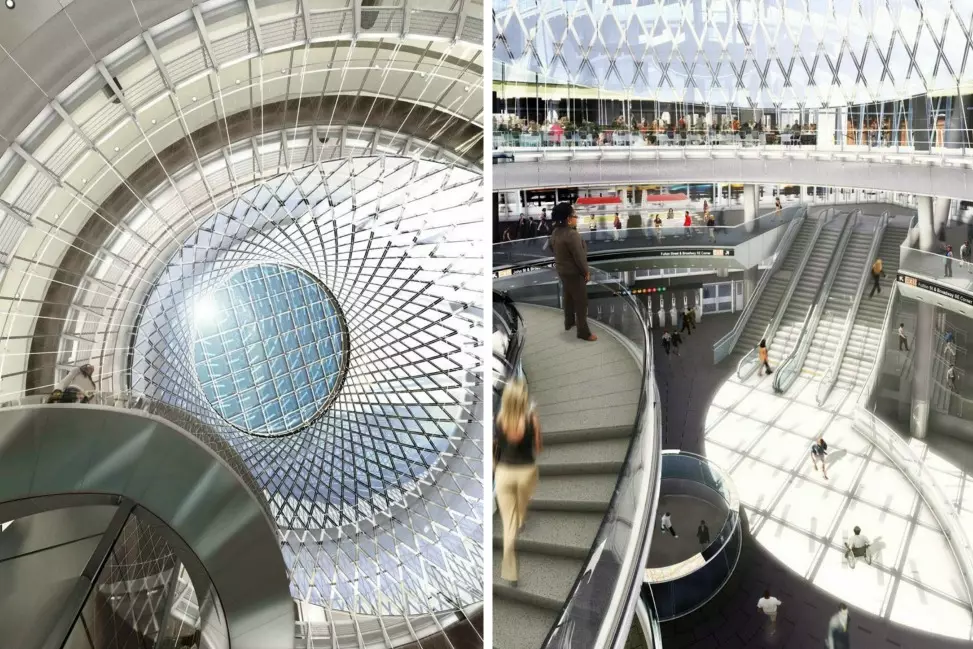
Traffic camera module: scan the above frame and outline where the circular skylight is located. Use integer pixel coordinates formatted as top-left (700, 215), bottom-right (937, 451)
top-left (192, 264), bottom-right (347, 436)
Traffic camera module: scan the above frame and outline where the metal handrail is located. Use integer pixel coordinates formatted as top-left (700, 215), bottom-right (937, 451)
top-left (817, 211), bottom-right (889, 404)
top-left (713, 211), bottom-right (805, 364)
top-left (773, 210), bottom-right (858, 393)
top-left (737, 206), bottom-right (836, 380)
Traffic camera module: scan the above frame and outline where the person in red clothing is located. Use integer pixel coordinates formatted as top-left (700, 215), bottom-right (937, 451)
top-left (549, 120), bottom-right (563, 146)
top-left (683, 210), bottom-right (692, 237)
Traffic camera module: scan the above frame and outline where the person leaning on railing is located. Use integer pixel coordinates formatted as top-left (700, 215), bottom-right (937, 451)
top-left (50, 363), bottom-right (98, 404)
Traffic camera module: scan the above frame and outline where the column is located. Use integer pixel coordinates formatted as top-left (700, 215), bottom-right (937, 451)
top-left (910, 195), bottom-right (937, 438)
top-left (743, 267), bottom-right (758, 304)
top-left (743, 183), bottom-right (758, 233)
top-left (504, 191), bottom-right (522, 218)
top-left (934, 196), bottom-right (950, 243)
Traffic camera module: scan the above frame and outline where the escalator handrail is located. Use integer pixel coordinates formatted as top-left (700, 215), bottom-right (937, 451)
top-left (772, 210), bottom-right (859, 393)
top-left (713, 212), bottom-right (805, 364)
top-left (816, 211), bottom-right (889, 405)
top-left (737, 206), bottom-right (835, 379)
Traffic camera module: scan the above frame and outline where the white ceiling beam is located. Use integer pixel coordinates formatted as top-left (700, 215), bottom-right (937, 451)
top-left (95, 62), bottom-right (135, 115)
top-left (251, 137), bottom-right (265, 177)
top-left (9, 143), bottom-right (61, 188)
top-left (339, 125), bottom-right (348, 157)
top-left (246, 0), bottom-right (265, 53)
top-left (401, 0), bottom-right (411, 37)
top-left (453, 0), bottom-right (468, 43)
top-left (352, 0), bottom-right (361, 38)
top-left (300, 0), bottom-right (314, 43)
top-left (191, 7), bottom-right (218, 69)
top-left (142, 32), bottom-right (174, 91)
top-left (0, 199), bottom-right (31, 226)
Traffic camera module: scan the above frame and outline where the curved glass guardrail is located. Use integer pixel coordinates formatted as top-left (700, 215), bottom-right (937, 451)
top-left (713, 214), bottom-right (805, 364)
top-left (773, 210), bottom-right (859, 394)
top-left (816, 211), bottom-right (890, 404)
top-left (899, 247), bottom-right (973, 293)
top-left (855, 284), bottom-right (973, 612)
top-left (494, 266), bottom-right (661, 649)
top-left (494, 205), bottom-right (806, 271)
top-left (0, 391), bottom-right (273, 521)
top-left (642, 451), bottom-right (742, 621)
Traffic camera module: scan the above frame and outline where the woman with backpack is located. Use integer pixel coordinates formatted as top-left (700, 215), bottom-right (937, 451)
top-left (810, 437), bottom-right (829, 480)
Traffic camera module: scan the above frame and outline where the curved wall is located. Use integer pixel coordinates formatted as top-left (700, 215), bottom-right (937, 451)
top-left (0, 403), bottom-right (294, 649)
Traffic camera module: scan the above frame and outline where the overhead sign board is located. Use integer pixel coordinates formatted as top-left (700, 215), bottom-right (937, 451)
top-left (896, 272), bottom-right (973, 307)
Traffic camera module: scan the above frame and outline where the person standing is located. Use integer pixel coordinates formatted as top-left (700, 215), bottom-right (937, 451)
top-left (868, 257), bottom-right (885, 298)
top-left (758, 339), bottom-right (773, 375)
top-left (660, 511), bottom-right (678, 537)
top-left (707, 210), bottom-right (717, 242)
top-left (613, 212), bottom-right (622, 241)
top-left (683, 210), bottom-right (693, 237)
top-left (550, 202), bottom-right (597, 342)
top-left (671, 329), bottom-right (683, 356)
top-left (688, 306), bottom-right (698, 331)
top-left (775, 196), bottom-right (782, 215)
top-left (826, 604), bottom-right (851, 649)
top-left (494, 379), bottom-right (542, 587)
top-left (962, 240), bottom-right (971, 268)
top-left (898, 323), bottom-right (909, 351)
top-left (810, 437), bottom-right (829, 480)
top-left (945, 245), bottom-right (954, 278)
top-left (680, 308), bottom-right (693, 336)
top-left (947, 363), bottom-right (958, 391)
top-left (588, 214), bottom-right (598, 241)
top-left (696, 520), bottom-right (710, 548)
top-left (661, 330), bottom-right (672, 355)
top-left (666, 207), bottom-right (674, 220)
top-left (654, 214), bottom-right (664, 241)
top-left (756, 590), bottom-right (782, 636)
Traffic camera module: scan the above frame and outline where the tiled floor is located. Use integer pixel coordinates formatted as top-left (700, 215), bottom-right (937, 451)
top-left (653, 312), bottom-right (973, 648)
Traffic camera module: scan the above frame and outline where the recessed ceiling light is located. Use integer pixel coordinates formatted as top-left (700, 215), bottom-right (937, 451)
top-left (4, 0), bottom-right (15, 9)
top-left (81, 178), bottom-right (87, 184)
top-left (191, 96), bottom-right (197, 102)
top-left (420, 72), bottom-right (426, 78)
top-left (281, 68), bottom-right (286, 74)
top-left (235, 79), bottom-right (241, 85)
top-left (151, 119), bottom-right (157, 124)
top-left (113, 146), bottom-right (119, 152)
top-left (464, 85), bottom-right (470, 91)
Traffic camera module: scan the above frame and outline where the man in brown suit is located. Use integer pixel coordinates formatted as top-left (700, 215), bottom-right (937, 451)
top-left (550, 202), bottom-right (597, 342)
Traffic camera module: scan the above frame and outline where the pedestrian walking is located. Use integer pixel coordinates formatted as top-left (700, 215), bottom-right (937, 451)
top-left (775, 196), bottom-right (782, 215)
top-left (680, 308), bottom-right (693, 336)
top-left (494, 379), bottom-right (542, 587)
top-left (962, 240), bottom-right (971, 268)
top-left (945, 245), bottom-right (954, 278)
top-left (758, 339), bottom-right (773, 375)
top-left (688, 306), bottom-right (698, 330)
top-left (683, 210), bottom-right (692, 237)
top-left (898, 323), bottom-right (909, 351)
top-left (671, 329), bottom-right (683, 356)
top-left (947, 363), bottom-right (958, 391)
top-left (588, 214), bottom-right (597, 241)
top-left (844, 525), bottom-right (872, 568)
top-left (868, 257), bottom-right (885, 298)
top-left (654, 214), bottom-right (663, 241)
top-left (660, 511), bottom-right (678, 537)
top-left (613, 212), bottom-right (622, 241)
top-left (667, 207), bottom-right (674, 220)
top-left (696, 520), bottom-right (710, 547)
top-left (826, 604), bottom-right (851, 649)
top-left (661, 330), bottom-right (672, 356)
top-left (550, 202), bottom-right (597, 342)
top-left (810, 437), bottom-right (829, 480)
top-left (707, 210), bottom-right (716, 242)
top-left (757, 590), bottom-right (782, 635)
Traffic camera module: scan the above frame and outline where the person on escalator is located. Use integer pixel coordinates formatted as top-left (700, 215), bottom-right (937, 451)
top-left (551, 202), bottom-right (597, 342)
top-left (759, 339), bottom-right (773, 375)
top-left (868, 257), bottom-right (886, 298)
top-left (494, 378), bottom-right (542, 588)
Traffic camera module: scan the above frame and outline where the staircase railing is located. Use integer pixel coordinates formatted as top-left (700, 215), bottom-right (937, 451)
top-left (737, 206), bottom-right (839, 380)
top-left (713, 210), bottom-right (806, 364)
top-left (816, 211), bottom-right (889, 404)
top-left (773, 210), bottom-right (859, 393)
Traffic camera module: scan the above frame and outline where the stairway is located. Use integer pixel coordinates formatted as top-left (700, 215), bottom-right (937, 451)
top-left (834, 226), bottom-right (907, 390)
top-left (493, 304), bottom-right (641, 649)
top-left (735, 219), bottom-right (819, 355)
top-left (802, 231), bottom-right (875, 377)
top-left (766, 226), bottom-right (843, 363)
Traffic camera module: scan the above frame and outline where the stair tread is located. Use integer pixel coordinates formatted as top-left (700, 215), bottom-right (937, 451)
top-left (493, 549), bottom-right (582, 609)
top-left (492, 510), bottom-right (603, 557)
top-left (493, 596), bottom-right (558, 649)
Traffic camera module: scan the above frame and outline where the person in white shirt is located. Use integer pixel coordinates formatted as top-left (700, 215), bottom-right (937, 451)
top-left (897, 323), bottom-right (909, 352)
top-left (56, 363), bottom-right (97, 403)
top-left (845, 525), bottom-right (871, 568)
top-left (660, 511), bottom-right (677, 537)
top-left (947, 364), bottom-right (958, 391)
top-left (826, 604), bottom-right (851, 649)
top-left (756, 590), bottom-right (782, 634)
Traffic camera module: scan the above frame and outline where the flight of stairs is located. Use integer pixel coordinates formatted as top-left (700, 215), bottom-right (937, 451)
top-left (834, 226), bottom-right (907, 390)
top-left (768, 226), bottom-right (843, 363)
top-left (802, 231), bottom-right (875, 377)
top-left (735, 219), bottom-right (819, 355)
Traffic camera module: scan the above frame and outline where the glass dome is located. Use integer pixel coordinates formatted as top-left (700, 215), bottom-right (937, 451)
top-left (192, 264), bottom-right (347, 436)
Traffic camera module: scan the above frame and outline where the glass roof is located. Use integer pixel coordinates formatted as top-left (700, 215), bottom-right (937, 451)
top-left (131, 156), bottom-right (483, 617)
top-left (193, 264), bottom-right (347, 436)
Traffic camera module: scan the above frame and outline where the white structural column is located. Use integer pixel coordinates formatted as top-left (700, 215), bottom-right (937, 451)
top-left (935, 196), bottom-right (951, 242)
top-left (743, 184), bottom-right (759, 233)
top-left (505, 191), bottom-right (522, 218)
top-left (911, 196), bottom-right (938, 439)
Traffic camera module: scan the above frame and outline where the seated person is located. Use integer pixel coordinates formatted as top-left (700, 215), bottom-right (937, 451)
top-left (845, 526), bottom-right (872, 568)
